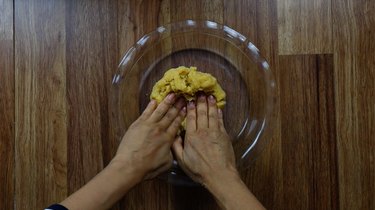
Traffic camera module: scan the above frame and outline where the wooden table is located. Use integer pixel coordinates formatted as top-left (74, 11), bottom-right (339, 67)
top-left (1, 0), bottom-right (374, 209)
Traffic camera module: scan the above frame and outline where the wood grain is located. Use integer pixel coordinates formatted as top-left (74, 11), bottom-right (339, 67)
top-left (0, 0), bottom-right (14, 209)
top-left (279, 55), bottom-right (338, 210)
top-left (333, 0), bottom-right (375, 209)
top-left (14, 0), bottom-right (67, 209)
top-left (223, 1), bottom-right (284, 209)
top-left (170, 0), bottom-right (223, 23)
top-left (0, 0), bottom-right (373, 209)
top-left (65, 0), bottom-right (118, 194)
top-left (117, 1), bottom-right (173, 209)
top-left (278, 0), bottom-right (332, 55)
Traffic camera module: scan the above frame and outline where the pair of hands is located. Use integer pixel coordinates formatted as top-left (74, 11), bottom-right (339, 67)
top-left (60, 92), bottom-right (265, 210)
top-left (112, 93), bottom-right (236, 185)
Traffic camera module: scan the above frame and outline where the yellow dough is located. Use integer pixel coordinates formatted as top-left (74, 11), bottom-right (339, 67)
top-left (150, 66), bottom-right (226, 108)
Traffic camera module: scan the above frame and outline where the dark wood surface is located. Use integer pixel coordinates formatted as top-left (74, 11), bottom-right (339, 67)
top-left (0, 0), bottom-right (14, 209)
top-left (0, 0), bottom-right (374, 209)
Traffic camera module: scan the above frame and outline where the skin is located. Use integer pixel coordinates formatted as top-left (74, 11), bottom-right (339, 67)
top-left (173, 95), bottom-right (266, 210)
top-left (58, 93), bottom-right (265, 210)
top-left (60, 93), bottom-right (186, 210)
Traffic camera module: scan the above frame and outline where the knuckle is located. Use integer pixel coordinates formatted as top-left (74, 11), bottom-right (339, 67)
top-left (172, 119), bottom-right (180, 127)
top-left (187, 115), bottom-right (195, 121)
top-left (179, 108), bottom-right (187, 116)
top-left (155, 108), bottom-right (165, 115)
top-left (187, 111), bottom-right (195, 117)
top-left (129, 120), bottom-right (140, 128)
top-left (197, 110), bottom-right (207, 115)
top-left (184, 136), bottom-right (193, 142)
top-left (165, 109), bottom-right (177, 120)
top-left (175, 114), bottom-right (183, 122)
top-left (197, 129), bottom-right (208, 136)
top-left (208, 113), bottom-right (217, 119)
top-left (208, 102), bottom-right (216, 107)
top-left (138, 114), bottom-right (148, 121)
top-left (163, 99), bottom-right (174, 106)
top-left (152, 126), bottom-right (164, 135)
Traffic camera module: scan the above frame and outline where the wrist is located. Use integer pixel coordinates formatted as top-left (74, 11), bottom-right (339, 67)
top-left (203, 165), bottom-right (241, 193)
top-left (108, 156), bottom-right (144, 185)
top-left (203, 168), bottom-right (266, 210)
top-left (60, 157), bottom-right (143, 210)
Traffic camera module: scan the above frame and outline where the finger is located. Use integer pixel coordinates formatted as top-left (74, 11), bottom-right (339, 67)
top-left (172, 136), bottom-right (184, 162)
top-left (207, 95), bottom-right (218, 129)
top-left (166, 107), bottom-right (187, 136)
top-left (172, 137), bottom-right (198, 182)
top-left (186, 101), bottom-right (197, 132)
top-left (149, 93), bottom-right (176, 122)
top-left (159, 97), bottom-right (186, 129)
top-left (140, 100), bottom-right (157, 120)
top-left (196, 94), bottom-right (208, 128)
top-left (218, 108), bottom-right (226, 132)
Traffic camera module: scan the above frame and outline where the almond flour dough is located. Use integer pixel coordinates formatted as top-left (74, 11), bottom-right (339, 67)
top-left (150, 66), bottom-right (226, 108)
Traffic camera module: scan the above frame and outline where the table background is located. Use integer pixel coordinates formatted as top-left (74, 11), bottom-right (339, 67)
top-left (0, 0), bottom-right (374, 209)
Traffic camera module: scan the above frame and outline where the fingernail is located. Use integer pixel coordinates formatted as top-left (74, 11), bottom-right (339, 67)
top-left (218, 108), bottom-right (223, 117)
top-left (208, 95), bottom-right (216, 103)
top-left (188, 101), bottom-right (195, 109)
top-left (149, 100), bottom-right (156, 105)
top-left (198, 94), bottom-right (206, 102)
top-left (181, 107), bottom-right (187, 113)
top-left (167, 93), bottom-right (175, 101)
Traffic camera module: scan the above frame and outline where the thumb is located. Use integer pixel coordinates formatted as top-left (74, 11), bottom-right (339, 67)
top-left (172, 136), bottom-right (184, 162)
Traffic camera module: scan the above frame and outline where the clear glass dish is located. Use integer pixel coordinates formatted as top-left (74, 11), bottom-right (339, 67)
top-left (111, 20), bottom-right (276, 186)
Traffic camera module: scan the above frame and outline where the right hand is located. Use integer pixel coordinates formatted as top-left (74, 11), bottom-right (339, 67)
top-left (172, 94), bottom-right (237, 185)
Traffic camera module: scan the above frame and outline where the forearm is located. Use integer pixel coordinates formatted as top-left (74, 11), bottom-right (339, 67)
top-left (205, 170), bottom-right (265, 210)
top-left (60, 160), bottom-right (142, 210)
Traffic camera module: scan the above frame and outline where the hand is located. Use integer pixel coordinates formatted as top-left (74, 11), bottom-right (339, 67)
top-left (112, 93), bottom-right (186, 180)
top-left (59, 93), bottom-right (186, 210)
top-left (59, 94), bottom-right (264, 210)
top-left (172, 94), bottom-right (237, 186)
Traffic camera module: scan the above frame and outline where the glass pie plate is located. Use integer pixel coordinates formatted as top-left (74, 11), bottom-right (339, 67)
top-left (111, 20), bottom-right (276, 186)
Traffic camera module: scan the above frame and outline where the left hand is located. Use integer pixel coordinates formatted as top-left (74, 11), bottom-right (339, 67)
top-left (112, 93), bottom-right (186, 180)
top-left (59, 94), bottom-right (186, 210)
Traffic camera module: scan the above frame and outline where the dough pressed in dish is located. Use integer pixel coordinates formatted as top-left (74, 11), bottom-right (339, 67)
top-left (150, 66), bottom-right (226, 108)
